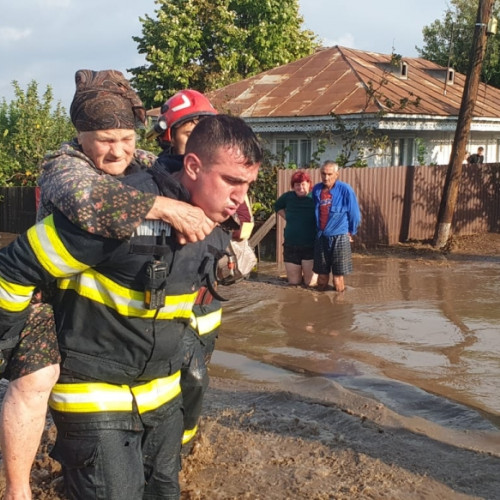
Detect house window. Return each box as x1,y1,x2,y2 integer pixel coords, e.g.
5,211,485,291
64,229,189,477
274,138,312,167
397,138,415,166
288,139,298,165
300,139,311,166
276,139,285,159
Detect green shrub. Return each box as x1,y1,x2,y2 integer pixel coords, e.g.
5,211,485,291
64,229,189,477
0,81,74,186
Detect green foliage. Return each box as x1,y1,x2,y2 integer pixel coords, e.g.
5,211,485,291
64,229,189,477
129,0,318,107
0,81,74,187
310,139,327,167
329,114,377,167
418,0,500,88
136,124,162,156
249,147,280,221
415,137,427,165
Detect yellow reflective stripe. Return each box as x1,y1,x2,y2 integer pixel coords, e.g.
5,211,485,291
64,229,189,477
131,371,181,414
0,275,34,312
195,309,222,336
49,382,133,413
189,313,197,330
27,215,88,278
49,372,181,414
182,424,198,445
58,270,197,319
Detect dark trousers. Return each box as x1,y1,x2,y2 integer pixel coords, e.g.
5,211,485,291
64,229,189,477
181,328,209,436
50,396,183,500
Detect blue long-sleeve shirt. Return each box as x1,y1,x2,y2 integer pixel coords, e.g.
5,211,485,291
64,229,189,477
312,180,361,237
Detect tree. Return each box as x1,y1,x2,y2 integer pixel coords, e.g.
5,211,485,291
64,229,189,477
129,0,318,108
0,81,73,187
418,0,500,88
433,0,495,248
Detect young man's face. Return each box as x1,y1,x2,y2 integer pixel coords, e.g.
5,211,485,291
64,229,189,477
320,165,339,190
185,146,260,223
77,129,136,175
171,120,198,155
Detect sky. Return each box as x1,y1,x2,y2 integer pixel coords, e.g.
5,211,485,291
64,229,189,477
0,0,450,110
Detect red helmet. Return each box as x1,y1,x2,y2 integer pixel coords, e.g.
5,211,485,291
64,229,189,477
158,89,217,142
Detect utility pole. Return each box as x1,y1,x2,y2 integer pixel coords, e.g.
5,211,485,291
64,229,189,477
433,0,495,248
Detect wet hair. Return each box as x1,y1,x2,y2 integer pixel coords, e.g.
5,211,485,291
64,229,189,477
185,115,263,167
290,170,312,189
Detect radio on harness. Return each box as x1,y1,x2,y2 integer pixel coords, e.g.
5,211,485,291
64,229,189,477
143,230,169,309
144,259,168,310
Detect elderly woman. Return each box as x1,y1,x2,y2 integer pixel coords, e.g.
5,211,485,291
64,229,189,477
0,70,216,500
274,170,317,287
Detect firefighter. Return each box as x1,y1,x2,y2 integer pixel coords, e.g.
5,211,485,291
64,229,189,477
0,73,263,499
150,90,256,451
0,73,216,500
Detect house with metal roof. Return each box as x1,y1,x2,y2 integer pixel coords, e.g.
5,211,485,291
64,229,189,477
202,45,500,167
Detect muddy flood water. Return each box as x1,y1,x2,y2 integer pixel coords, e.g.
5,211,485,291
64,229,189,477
210,254,500,434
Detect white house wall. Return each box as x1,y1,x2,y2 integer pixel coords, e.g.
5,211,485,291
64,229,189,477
253,125,500,167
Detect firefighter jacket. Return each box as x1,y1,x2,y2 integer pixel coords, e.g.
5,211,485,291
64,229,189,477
0,168,230,386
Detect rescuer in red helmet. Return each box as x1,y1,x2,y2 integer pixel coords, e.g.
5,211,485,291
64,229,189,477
154,89,217,153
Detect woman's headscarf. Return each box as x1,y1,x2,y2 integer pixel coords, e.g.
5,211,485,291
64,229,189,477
70,69,146,131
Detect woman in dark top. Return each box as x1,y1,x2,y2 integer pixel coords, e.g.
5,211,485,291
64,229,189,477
274,170,317,286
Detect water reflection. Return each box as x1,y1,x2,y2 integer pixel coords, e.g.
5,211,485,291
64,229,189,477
215,256,500,428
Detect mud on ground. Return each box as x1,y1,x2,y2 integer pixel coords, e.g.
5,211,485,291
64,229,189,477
1,376,499,500
355,232,500,260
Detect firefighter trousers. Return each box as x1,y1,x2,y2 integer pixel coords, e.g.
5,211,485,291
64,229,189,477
50,395,183,500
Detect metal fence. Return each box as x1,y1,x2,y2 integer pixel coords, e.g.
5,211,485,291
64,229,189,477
276,163,499,263
0,187,38,234
1,163,499,255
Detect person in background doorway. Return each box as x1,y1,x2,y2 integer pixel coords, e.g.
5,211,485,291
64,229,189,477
467,147,484,165
274,170,317,287
312,161,361,293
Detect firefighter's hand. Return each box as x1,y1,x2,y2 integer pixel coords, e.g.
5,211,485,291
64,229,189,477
147,196,216,244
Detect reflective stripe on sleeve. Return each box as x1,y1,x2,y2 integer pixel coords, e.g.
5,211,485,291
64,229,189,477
58,270,197,319
0,275,34,312
27,215,89,278
49,371,181,414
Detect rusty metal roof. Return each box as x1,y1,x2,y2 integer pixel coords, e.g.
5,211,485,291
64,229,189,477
202,46,500,120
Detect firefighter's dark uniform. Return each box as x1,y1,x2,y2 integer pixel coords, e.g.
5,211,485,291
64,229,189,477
156,151,256,447
155,151,225,448
0,168,230,500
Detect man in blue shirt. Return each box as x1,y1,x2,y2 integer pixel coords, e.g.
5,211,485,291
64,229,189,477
312,161,361,292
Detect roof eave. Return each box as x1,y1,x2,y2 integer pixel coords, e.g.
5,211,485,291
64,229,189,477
243,114,500,133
